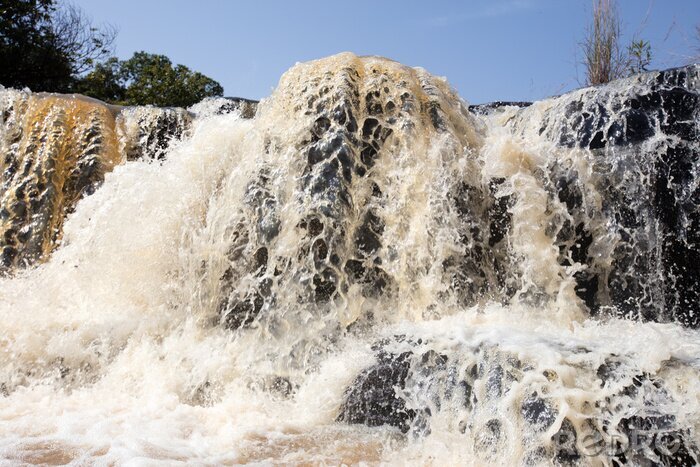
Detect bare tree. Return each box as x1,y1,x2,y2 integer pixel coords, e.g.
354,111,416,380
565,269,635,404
582,0,628,85
51,2,117,76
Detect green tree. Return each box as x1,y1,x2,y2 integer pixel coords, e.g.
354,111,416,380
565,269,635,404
0,0,73,91
0,0,115,92
75,56,124,102
78,51,224,107
119,52,223,107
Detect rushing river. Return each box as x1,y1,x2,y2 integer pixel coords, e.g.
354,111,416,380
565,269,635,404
0,53,698,465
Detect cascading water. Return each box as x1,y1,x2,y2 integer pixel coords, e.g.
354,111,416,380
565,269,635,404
0,89,197,272
0,53,698,465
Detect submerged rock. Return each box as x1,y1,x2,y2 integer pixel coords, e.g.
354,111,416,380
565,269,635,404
338,334,700,466
337,348,415,433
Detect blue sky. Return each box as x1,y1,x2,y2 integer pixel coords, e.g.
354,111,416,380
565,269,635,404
72,0,700,104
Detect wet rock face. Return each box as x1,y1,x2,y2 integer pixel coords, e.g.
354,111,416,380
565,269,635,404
217,55,497,331
215,59,700,337
468,101,532,115
338,335,700,465
539,68,697,150
607,375,699,466
0,91,257,272
117,107,192,161
191,96,259,119
337,345,415,433
512,65,700,327
118,97,258,161
218,97,258,119
218,63,399,328
0,93,121,271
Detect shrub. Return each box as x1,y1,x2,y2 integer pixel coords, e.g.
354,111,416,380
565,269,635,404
582,0,627,85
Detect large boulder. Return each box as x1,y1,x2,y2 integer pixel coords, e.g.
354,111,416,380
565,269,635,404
508,66,700,326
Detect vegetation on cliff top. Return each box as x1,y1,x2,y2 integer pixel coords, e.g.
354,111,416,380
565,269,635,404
0,0,223,106
2,0,697,105
75,52,224,107
581,0,653,86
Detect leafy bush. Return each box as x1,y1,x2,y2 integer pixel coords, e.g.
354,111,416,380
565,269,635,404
77,52,224,107
627,39,652,75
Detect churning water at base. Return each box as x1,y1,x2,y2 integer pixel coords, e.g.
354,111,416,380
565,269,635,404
0,54,698,465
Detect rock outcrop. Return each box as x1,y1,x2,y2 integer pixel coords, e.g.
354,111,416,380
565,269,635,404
0,91,257,271
338,333,700,465
510,66,700,327
333,63,700,465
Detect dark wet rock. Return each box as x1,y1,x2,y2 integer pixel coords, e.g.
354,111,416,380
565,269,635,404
469,101,532,115
215,171,282,329
337,338,525,436
0,95,122,272
443,178,516,307
213,97,258,119
552,418,580,464
120,107,192,161
521,392,557,431
312,267,337,303
265,375,296,399
221,292,264,330
215,59,489,329
337,349,415,433
596,357,624,386
474,418,504,453
603,374,700,466
337,334,699,465
514,64,700,327
0,90,260,272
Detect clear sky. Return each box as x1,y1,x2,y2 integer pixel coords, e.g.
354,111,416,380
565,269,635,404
71,0,700,104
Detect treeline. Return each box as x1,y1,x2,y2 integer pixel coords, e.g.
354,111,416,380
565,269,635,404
0,0,223,107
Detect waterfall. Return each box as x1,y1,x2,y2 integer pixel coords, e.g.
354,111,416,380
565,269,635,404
0,53,697,465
